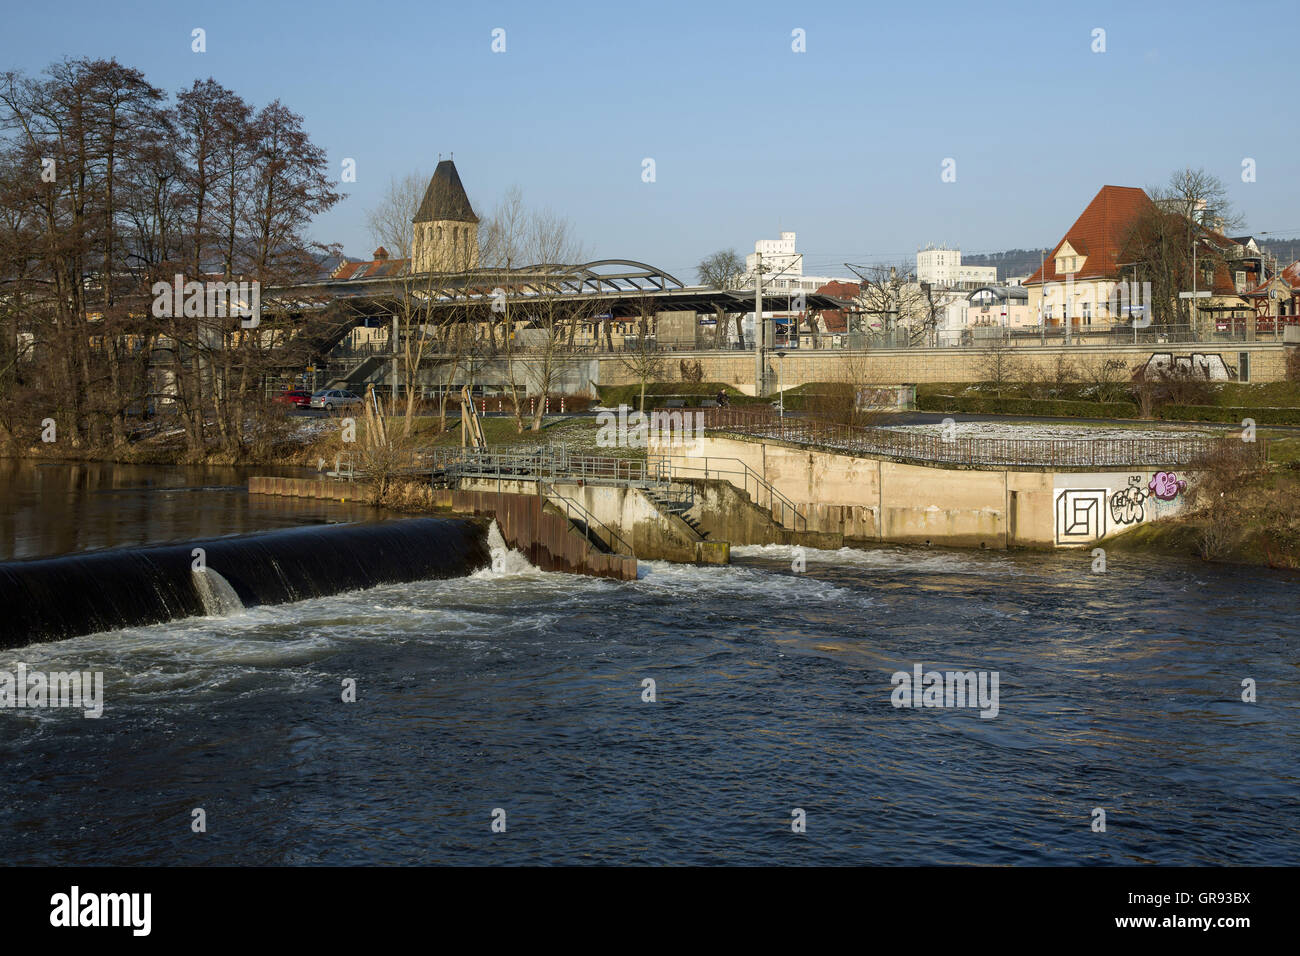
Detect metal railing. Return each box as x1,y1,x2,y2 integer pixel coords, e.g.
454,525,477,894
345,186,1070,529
429,445,700,537
641,482,697,515
699,406,1266,469
538,481,635,556
658,455,807,531
429,446,651,484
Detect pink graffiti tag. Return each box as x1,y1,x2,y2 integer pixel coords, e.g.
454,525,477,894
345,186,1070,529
1148,471,1187,501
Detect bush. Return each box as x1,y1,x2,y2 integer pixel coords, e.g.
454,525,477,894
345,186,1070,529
595,382,759,408
1159,405,1300,425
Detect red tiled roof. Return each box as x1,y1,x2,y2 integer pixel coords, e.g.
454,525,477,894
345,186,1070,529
1208,259,1238,297
1026,185,1152,285
813,280,859,334
1281,261,1300,291
815,280,860,299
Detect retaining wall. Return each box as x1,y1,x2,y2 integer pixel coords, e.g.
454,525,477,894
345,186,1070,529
247,476,636,579
652,436,1194,550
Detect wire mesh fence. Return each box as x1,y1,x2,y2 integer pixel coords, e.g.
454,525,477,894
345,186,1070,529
699,406,1265,469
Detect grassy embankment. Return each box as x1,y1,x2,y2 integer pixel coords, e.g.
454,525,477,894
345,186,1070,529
1101,434,1300,569
911,380,1300,425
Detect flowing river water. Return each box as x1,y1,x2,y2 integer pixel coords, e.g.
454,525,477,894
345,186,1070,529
0,461,1296,865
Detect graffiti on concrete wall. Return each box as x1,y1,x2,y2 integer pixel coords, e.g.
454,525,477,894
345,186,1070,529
1055,489,1108,544
1142,352,1233,381
1054,470,1191,545
1109,475,1147,525
1147,471,1187,501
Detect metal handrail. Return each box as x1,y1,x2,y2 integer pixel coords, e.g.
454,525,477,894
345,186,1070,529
429,445,653,485
538,481,635,557
662,455,806,532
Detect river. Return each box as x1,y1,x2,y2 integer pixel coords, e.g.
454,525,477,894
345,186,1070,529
0,462,1295,864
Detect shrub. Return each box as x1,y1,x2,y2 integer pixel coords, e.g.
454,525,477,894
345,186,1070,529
1160,405,1300,425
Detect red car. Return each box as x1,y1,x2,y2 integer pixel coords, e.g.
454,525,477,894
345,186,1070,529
273,389,312,409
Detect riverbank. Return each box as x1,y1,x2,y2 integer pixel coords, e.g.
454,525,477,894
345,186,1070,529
1102,465,1300,570
11,413,1300,572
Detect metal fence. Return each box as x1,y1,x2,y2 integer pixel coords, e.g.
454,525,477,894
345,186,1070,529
699,406,1265,469
429,446,652,484
665,456,807,531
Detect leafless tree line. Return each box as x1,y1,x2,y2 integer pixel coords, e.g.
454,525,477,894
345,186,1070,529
0,58,340,458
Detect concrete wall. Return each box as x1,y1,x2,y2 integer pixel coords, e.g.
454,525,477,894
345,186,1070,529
247,476,636,579
352,341,1291,396
591,342,1290,394
1051,470,1192,547
447,487,636,579
456,477,724,564
683,478,843,550
655,435,1193,550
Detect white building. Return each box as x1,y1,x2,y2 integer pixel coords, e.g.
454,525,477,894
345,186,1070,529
735,230,859,347
744,230,856,293
916,244,997,287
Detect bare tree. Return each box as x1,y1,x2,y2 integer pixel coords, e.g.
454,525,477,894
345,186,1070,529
1077,357,1129,404
975,340,1023,398
847,263,938,345
619,298,666,412
696,248,746,348
478,187,587,431
0,59,339,461
1121,169,1244,335
365,170,426,259
1161,167,1243,235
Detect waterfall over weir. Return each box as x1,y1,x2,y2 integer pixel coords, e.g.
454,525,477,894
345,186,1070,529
0,517,491,649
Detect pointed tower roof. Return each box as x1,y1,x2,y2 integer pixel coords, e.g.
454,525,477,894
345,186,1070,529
413,159,479,224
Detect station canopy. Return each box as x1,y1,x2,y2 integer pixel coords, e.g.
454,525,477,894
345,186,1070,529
287,258,850,321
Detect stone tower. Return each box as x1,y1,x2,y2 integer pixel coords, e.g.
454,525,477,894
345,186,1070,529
411,159,480,273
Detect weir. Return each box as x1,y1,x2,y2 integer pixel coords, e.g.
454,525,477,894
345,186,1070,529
249,476,639,578
0,517,490,649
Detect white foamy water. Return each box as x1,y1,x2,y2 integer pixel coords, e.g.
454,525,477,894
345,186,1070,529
473,520,545,578
192,567,246,617
634,556,861,605
729,542,1021,576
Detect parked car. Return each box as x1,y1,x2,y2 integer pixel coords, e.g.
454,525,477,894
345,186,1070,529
310,389,362,411
273,389,312,409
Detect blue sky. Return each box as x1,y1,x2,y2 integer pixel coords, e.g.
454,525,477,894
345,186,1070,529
4,0,1298,280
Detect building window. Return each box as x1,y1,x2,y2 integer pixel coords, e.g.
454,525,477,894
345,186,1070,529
1082,301,1092,322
